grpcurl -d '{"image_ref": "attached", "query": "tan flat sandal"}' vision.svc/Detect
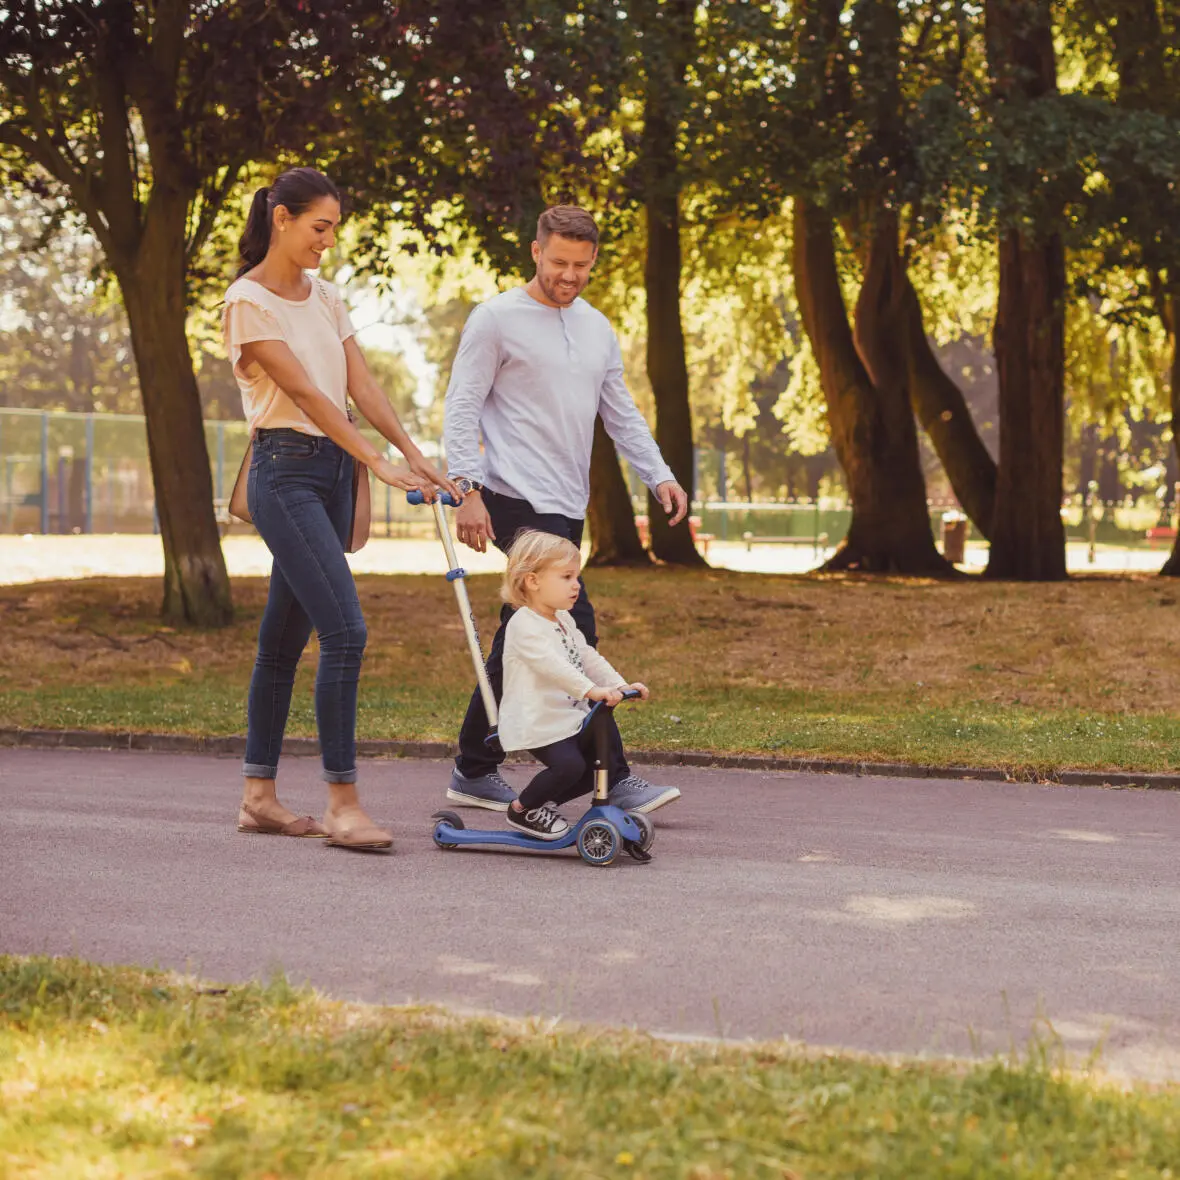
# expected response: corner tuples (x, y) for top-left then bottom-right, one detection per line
(237, 805), (329, 838)
(322, 809), (393, 853)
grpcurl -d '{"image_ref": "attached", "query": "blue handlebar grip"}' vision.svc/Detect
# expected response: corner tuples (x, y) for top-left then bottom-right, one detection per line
(620, 688), (642, 700)
(405, 490), (460, 507)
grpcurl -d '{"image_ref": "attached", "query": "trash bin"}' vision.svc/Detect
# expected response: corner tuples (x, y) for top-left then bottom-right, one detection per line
(941, 511), (968, 564)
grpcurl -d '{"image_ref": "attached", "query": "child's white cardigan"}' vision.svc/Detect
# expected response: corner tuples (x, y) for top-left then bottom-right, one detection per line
(497, 606), (626, 752)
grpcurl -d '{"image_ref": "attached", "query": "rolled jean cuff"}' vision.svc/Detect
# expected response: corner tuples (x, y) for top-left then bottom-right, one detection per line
(243, 761), (278, 780)
(323, 766), (358, 784)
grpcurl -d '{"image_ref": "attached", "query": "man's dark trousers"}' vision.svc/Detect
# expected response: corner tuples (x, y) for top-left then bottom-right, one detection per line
(454, 488), (630, 783)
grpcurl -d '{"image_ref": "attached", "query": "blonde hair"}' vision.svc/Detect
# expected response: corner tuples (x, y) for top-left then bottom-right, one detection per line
(502, 530), (581, 607)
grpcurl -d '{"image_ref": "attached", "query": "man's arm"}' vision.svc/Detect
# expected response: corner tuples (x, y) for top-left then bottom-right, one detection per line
(443, 304), (501, 550)
(597, 330), (689, 526)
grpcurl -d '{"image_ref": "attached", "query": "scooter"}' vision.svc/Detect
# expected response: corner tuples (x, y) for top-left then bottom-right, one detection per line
(407, 489), (655, 866)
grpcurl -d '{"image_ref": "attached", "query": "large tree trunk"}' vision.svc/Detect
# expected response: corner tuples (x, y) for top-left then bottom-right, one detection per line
(115, 209), (233, 626)
(794, 199), (950, 573)
(587, 416), (650, 567)
(1159, 293), (1180, 575)
(640, 0), (703, 567)
(899, 273), (997, 538)
(643, 193), (702, 565)
(984, 0), (1067, 581)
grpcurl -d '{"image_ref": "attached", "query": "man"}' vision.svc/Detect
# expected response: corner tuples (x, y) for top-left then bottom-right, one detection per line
(443, 204), (689, 814)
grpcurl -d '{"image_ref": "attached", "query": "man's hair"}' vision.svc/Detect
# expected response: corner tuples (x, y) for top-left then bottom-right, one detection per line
(536, 205), (599, 249)
(502, 530), (582, 607)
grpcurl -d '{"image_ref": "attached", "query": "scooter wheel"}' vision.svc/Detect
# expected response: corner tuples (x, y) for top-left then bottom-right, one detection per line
(627, 812), (655, 853)
(577, 820), (621, 866)
(431, 810), (464, 851)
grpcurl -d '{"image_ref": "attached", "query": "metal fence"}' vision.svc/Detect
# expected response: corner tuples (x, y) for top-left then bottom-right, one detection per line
(0, 406), (443, 538)
(2, 407), (1176, 552)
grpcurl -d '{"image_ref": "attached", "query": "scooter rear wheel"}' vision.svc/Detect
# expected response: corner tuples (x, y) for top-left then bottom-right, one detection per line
(627, 812), (655, 853)
(431, 810), (465, 851)
(577, 820), (621, 866)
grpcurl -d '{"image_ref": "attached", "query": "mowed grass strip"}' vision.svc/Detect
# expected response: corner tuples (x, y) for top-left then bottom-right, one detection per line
(2, 956), (1178, 1179)
(2, 570), (1179, 773)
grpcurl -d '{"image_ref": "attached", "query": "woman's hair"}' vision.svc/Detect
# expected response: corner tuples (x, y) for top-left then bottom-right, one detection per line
(502, 530), (581, 607)
(235, 167), (340, 278)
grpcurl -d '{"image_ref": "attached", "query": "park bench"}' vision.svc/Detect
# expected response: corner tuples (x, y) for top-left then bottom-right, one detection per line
(742, 531), (829, 553)
(1146, 525), (1177, 548)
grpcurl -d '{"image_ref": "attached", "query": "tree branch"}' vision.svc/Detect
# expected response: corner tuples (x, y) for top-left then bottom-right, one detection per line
(0, 119), (114, 255)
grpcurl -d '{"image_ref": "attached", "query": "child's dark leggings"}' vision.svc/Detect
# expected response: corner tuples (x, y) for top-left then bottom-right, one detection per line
(519, 714), (626, 810)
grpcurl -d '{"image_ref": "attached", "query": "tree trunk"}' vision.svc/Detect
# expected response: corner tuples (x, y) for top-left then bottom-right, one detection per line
(643, 194), (702, 565)
(115, 213), (233, 626)
(587, 416), (650, 567)
(640, 0), (703, 567)
(899, 272), (997, 538)
(794, 199), (950, 573)
(984, 0), (1067, 581)
(1159, 293), (1180, 575)
(984, 228), (1068, 580)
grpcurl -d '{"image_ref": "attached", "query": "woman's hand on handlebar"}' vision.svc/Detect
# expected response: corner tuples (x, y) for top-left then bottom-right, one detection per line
(406, 452), (462, 501)
(371, 456), (435, 498)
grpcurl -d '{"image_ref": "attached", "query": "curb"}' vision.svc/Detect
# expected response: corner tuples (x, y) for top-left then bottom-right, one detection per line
(1, 727), (1177, 790)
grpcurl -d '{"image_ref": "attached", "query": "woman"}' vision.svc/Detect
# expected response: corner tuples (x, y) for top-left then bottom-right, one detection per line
(223, 166), (454, 852)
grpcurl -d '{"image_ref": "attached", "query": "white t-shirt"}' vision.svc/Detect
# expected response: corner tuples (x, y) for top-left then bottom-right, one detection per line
(498, 606), (626, 751)
(222, 275), (356, 434)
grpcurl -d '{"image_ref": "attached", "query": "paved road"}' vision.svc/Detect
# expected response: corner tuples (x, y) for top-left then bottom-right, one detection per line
(3, 749), (1178, 1080)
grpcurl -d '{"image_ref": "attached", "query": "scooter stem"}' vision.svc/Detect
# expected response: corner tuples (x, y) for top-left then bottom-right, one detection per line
(429, 496), (498, 726)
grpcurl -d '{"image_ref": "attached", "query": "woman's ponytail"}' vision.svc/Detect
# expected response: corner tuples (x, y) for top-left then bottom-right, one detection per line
(236, 186), (272, 278)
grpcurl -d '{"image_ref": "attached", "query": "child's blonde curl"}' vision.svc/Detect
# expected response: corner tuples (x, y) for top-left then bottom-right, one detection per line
(501, 530), (582, 608)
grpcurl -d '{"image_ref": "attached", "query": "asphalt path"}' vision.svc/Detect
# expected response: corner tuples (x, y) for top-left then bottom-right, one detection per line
(3, 748), (1178, 1081)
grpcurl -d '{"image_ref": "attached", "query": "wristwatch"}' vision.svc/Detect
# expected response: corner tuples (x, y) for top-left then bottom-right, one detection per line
(454, 477), (484, 496)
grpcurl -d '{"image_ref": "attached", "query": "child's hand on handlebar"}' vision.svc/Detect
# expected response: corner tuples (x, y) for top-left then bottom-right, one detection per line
(625, 682), (650, 700)
(586, 686), (624, 706)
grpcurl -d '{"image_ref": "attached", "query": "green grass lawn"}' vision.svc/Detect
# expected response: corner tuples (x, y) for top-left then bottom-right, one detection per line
(3, 569), (1180, 775)
(2, 956), (1178, 1179)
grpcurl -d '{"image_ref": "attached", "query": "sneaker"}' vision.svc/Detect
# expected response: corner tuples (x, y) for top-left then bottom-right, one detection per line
(506, 804), (571, 841)
(447, 768), (517, 812)
(607, 775), (681, 814)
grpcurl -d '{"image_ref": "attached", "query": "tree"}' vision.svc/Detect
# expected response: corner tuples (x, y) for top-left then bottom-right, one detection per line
(634, 0), (705, 566)
(0, 1), (410, 623)
(982, 0), (1068, 580)
(782, 0), (951, 572)
(0, 195), (137, 412)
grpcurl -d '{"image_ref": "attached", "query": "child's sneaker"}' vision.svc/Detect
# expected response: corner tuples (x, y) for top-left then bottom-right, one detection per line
(507, 804), (570, 841)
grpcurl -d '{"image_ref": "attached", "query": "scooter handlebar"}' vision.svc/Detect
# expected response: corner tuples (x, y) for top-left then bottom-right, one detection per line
(406, 490), (460, 507)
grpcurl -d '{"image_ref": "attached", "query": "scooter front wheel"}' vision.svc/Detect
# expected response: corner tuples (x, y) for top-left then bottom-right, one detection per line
(577, 820), (621, 866)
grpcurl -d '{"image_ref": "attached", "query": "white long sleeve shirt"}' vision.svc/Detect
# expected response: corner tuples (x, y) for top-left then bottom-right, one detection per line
(443, 287), (676, 518)
(498, 607), (627, 751)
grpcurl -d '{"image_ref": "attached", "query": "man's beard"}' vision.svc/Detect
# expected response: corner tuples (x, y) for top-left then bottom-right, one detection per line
(539, 272), (585, 306)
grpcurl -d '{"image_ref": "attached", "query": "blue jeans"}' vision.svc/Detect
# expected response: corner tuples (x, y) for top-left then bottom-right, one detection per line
(244, 429), (366, 784)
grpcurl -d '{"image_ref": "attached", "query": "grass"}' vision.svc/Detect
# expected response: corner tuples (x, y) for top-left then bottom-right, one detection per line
(2, 569), (1180, 775)
(2, 956), (1178, 1179)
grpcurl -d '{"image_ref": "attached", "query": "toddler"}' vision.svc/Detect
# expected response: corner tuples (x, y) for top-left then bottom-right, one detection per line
(496, 530), (649, 839)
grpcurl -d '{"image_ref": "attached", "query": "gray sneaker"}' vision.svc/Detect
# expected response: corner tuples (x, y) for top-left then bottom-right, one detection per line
(447, 768), (517, 812)
(607, 775), (681, 814)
